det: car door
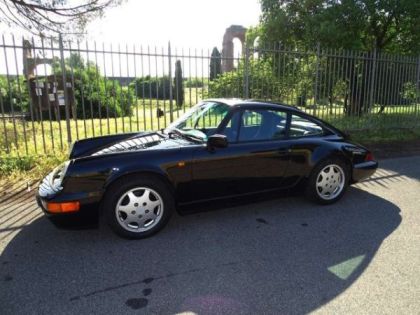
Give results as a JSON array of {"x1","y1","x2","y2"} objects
[{"x1": 188, "y1": 107, "x2": 292, "y2": 202}]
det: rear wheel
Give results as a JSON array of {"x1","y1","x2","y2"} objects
[
  {"x1": 305, "y1": 159, "x2": 349, "y2": 204},
  {"x1": 103, "y1": 176, "x2": 174, "y2": 239}
]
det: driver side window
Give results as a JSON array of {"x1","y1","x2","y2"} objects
[
  {"x1": 194, "y1": 105, "x2": 228, "y2": 130},
  {"x1": 238, "y1": 109, "x2": 287, "y2": 142},
  {"x1": 220, "y1": 110, "x2": 241, "y2": 143}
]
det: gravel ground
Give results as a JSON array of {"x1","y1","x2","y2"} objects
[{"x1": 0, "y1": 156, "x2": 419, "y2": 314}]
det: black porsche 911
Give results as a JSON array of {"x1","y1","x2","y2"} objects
[{"x1": 37, "y1": 99, "x2": 378, "y2": 239}]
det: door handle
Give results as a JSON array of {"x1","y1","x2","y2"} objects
[{"x1": 277, "y1": 148, "x2": 291, "y2": 154}]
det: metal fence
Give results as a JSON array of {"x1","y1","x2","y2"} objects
[{"x1": 1, "y1": 33, "x2": 419, "y2": 155}]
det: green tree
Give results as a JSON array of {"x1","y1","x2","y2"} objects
[
  {"x1": 52, "y1": 54, "x2": 133, "y2": 119},
  {"x1": 257, "y1": 0, "x2": 420, "y2": 115},
  {"x1": 174, "y1": 60, "x2": 184, "y2": 107},
  {"x1": 209, "y1": 47, "x2": 222, "y2": 81},
  {"x1": 259, "y1": 0, "x2": 420, "y2": 54}
]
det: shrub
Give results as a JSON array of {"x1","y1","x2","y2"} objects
[
  {"x1": 52, "y1": 55, "x2": 133, "y2": 119},
  {"x1": 0, "y1": 148, "x2": 35, "y2": 176},
  {"x1": 0, "y1": 75, "x2": 29, "y2": 113},
  {"x1": 185, "y1": 78, "x2": 204, "y2": 88},
  {"x1": 207, "y1": 58, "x2": 285, "y2": 100},
  {"x1": 401, "y1": 82, "x2": 420, "y2": 103},
  {"x1": 129, "y1": 76, "x2": 172, "y2": 100}
]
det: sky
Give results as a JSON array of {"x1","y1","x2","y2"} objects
[
  {"x1": 86, "y1": 0, "x2": 261, "y2": 50},
  {"x1": 1, "y1": 0, "x2": 261, "y2": 76}
]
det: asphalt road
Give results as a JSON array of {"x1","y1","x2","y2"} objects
[{"x1": 1, "y1": 156, "x2": 419, "y2": 314}]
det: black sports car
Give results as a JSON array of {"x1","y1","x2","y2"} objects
[{"x1": 37, "y1": 99, "x2": 378, "y2": 239}]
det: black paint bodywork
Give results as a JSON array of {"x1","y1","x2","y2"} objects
[{"x1": 37, "y1": 99, "x2": 378, "y2": 225}]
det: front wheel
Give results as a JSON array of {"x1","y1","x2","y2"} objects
[
  {"x1": 103, "y1": 176, "x2": 174, "y2": 239},
  {"x1": 305, "y1": 159, "x2": 349, "y2": 205}
]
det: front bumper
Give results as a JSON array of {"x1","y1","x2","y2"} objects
[
  {"x1": 37, "y1": 194, "x2": 100, "y2": 228},
  {"x1": 352, "y1": 160, "x2": 378, "y2": 183},
  {"x1": 37, "y1": 174, "x2": 101, "y2": 228}
]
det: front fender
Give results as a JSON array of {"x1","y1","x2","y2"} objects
[
  {"x1": 104, "y1": 164, "x2": 170, "y2": 190},
  {"x1": 63, "y1": 147, "x2": 193, "y2": 203}
]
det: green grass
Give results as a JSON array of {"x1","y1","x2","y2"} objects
[
  {"x1": 1, "y1": 91, "x2": 420, "y2": 181},
  {"x1": 348, "y1": 127, "x2": 420, "y2": 144},
  {"x1": 1, "y1": 89, "x2": 203, "y2": 155},
  {"x1": 0, "y1": 89, "x2": 203, "y2": 181}
]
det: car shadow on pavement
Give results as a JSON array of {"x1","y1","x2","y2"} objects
[{"x1": 0, "y1": 187, "x2": 401, "y2": 315}]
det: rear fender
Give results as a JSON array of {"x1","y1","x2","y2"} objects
[{"x1": 307, "y1": 146, "x2": 352, "y2": 177}]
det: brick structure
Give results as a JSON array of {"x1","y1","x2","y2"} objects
[{"x1": 221, "y1": 25, "x2": 247, "y2": 73}]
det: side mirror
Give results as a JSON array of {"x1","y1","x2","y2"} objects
[{"x1": 207, "y1": 134, "x2": 228, "y2": 149}]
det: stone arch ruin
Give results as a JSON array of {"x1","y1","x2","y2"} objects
[{"x1": 221, "y1": 25, "x2": 247, "y2": 72}]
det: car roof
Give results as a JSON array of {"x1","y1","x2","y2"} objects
[{"x1": 204, "y1": 98, "x2": 303, "y2": 113}]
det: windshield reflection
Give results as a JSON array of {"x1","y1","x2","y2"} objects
[{"x1": 165, "y1": 102, "x2": 231, "y2": 141}]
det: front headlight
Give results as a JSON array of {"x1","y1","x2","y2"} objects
[{"x1": 49, "y1": 161, "x2": 70, "y2": 192}]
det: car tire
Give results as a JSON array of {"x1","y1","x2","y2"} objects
[
  {"x1": 305, "y1": 158, "x2": 349, "y2": 205},
  {"x1": 103, "y1": 175, "x2": 174, "y2": 239}
]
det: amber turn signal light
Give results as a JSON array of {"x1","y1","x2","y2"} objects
[{"x1": 47, "y1": 201, "x2": 80, "y2": 213}]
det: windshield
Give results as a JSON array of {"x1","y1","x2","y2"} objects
[{"x1": 165, "y1": 102, "x2": 231, "y2": 141}]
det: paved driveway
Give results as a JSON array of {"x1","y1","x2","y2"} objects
[{"x1": 1, "y1": 156, "x2": 419, "y2": 314}]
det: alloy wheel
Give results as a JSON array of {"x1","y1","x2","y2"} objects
[
  {"x1": 115, "y1": 187, "x2": 164, "y2": 232},
  {"x1": 315, "y1": 164, "x2": 345, "y2": 200}
]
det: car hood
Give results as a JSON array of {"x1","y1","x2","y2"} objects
[{"x1": 69, "y1": 132, "x2": 195, "y2": 159}]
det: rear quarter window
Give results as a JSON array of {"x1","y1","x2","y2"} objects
[{"x1": 289, "y1": 114, "x2": 325, "y2": 138}]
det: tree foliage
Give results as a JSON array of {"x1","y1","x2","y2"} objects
[
  {"x1": 0, "y1": 75, "x2": 28, "y2": 113},
  {"x1": 259, "y1": 0, "x2": 420, "y2": 54},
  {"x1": 207, "y1": 58, "x2": 284, "y2": 99},
  {"x1": 52, "y1": 54, "x2": 133, "y2": 119},
  {"x1": 248, "y1": 0, "x2": 420, "y2": 116},
  {"x1": 0, "y1": 0, "x2": 123, "y2": 35}
]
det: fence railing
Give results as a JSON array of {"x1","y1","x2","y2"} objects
[{"x1": 1, "y1": 33, "x2": 419, "y2": 155}]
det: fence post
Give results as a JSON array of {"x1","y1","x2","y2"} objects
[
  {"x1": 368, "y1": 47, "x2": 377, "y2": 113},
  {"x1": 168, "y1": 41, "x2": 174, "y2": 123},
  {"x1": 415, "y1": 55, "x2": 420, "y2": 117},
  {"x1": 313, "y1": 42, "x2": 320, "y2": 116},
  {"x1": 243, "y1": 46, "x2": 250, "y2": 99},
  {"x1": 58, "y1": 33, "x2": 72, "y2": 146}
]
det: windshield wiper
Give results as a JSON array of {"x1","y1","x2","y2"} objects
[{"x1": 167, "y1": 128, "x2": 204, "y2": 143}]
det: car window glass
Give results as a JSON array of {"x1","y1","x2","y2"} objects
[
  {"x1": 174, "y1": 102, "x2": 230, "y2": 132},
  {"x1": 193, "y1": 104, "x2": 229, "y2": 130},
  {"x1": 220, "y1": 111, "x2": 241, "y2": 142},
  {"x1": 238, "y1": 109, "x2": 287, "y2": 142},
  {"x1": 289, "y1": 115, "x2": 324, "y2": 137}
]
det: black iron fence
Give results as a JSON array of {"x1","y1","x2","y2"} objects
[{"x1": 1, "y1": 34, "x2": 419, "y2": 155}]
